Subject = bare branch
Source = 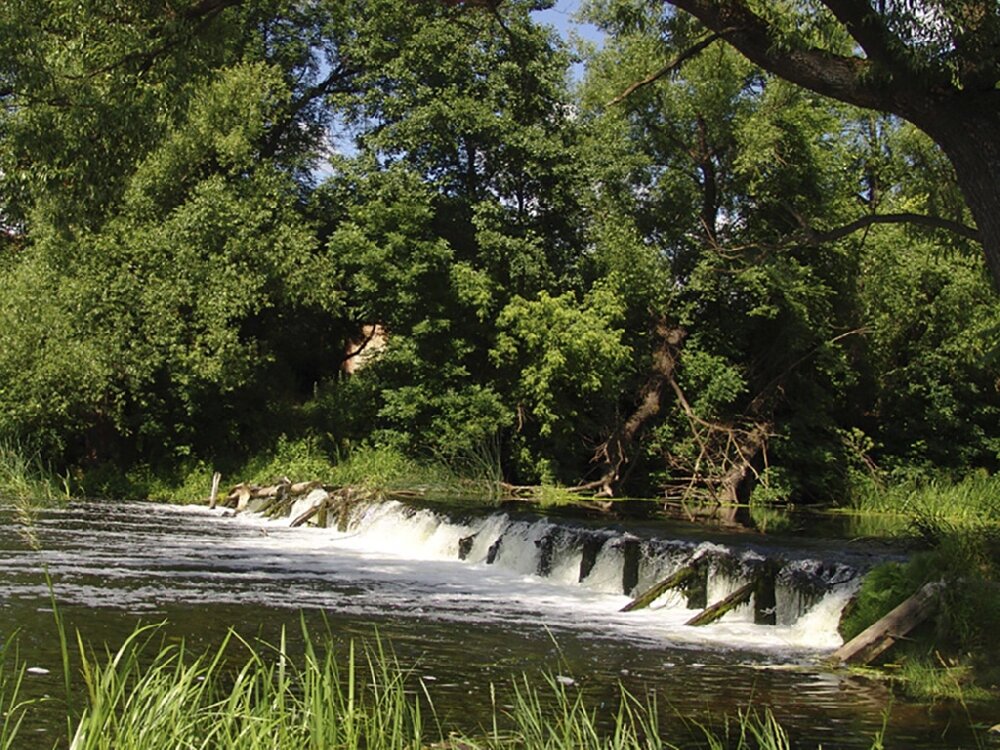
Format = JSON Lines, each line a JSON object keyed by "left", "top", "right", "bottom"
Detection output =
{"left": 608, "top": 32, "right": 724, "bottom": 106}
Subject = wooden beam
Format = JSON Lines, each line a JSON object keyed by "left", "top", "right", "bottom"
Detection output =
{"left": 621, "top": 562, "right": 701, "bottom": 612}
{"left": 685, "top": 579, "right": 756, "bottom": 626}
{"left": 830, "top": 581, "right": 943, "bottom": 665}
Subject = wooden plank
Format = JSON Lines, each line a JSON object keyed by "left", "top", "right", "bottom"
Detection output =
{"left": 685, "top": 579, "right": 756, "bottom": 626}
{"left": 621, "top": 563, "right": 700, "bottom": 612}
{"left": 208, "top": 472, "right": 222, "bottom": 509}
{"left": 831, "top": 581, "right": 943, "bottom": 665}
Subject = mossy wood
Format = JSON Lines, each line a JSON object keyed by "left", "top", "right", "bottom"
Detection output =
{"left": 685, "top": 579, "right": 756, "bottom": 626}
{"left": 831, "top": 581, "right": 943, "bottom": 665}
{"left": 621, "top": 562, "right": 701, "bottom": 612}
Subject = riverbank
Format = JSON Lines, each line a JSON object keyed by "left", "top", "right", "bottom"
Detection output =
{"left": 4, "top": 438, "right": 1000, "bottom": 707}
{"left": 0, "top": 616, "right": 908, "bottom": 750}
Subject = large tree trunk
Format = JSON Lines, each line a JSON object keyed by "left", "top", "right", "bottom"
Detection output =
{"left": 578, "top": 321, "right": 686, "bottom": 497}
{"left": 928, "top": 107, "right": 1000, "bottom": 290}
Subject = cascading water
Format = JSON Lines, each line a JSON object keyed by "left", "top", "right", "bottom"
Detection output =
{"left": 277, "top": 498, "right": 865, "bottom": 652}
{"left": 4, "top": 500, "right": 982, "bottom": 749}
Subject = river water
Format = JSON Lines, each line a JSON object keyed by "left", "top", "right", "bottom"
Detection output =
{"left": 0, "top": 500, "right": 992, "bottom": 748}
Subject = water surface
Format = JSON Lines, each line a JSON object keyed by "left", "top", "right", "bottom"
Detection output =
{"left": 0, "top": 501, "right": 990, "bottom": 748}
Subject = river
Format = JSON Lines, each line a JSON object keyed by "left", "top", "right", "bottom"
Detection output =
{"left": 0, "top": 500, "right": 991, "bottom": 748}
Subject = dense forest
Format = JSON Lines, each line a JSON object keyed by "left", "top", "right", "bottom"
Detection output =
{"left": 1, "top": 0, "right": 998, "bottom": 506}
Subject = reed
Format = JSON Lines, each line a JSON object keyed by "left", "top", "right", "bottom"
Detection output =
{"left": 0, "top": 439, "right": 67, "bottom": 505}
{"left": 0, "top": 619, "right": 918, "bottom": 750}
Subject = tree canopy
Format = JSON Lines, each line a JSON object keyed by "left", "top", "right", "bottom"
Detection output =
{"left": 0, "top": 0, "right": 997, "bottom": 505}
{"left": 656, "top": 0, "right": 1000, "bottom": 288}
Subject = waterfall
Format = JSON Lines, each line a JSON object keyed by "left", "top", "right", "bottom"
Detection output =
{"left": 268, "top": 498, "right": 864, "bottom": 645}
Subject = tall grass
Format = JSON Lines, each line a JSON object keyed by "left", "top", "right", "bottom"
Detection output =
{"left": 67, "top": 621, "right": 430, "bottom": 750}
{"left": 0, "top": 639, "right": 30, "bottom": 750}
{"left": 0, "top": 440, "right": 67, "bottom": 505}
{"left": 0, "top": 618, "right": 901, "bottom": 750}
{"left": 846, "top": 471, "right": 1000, "bottom": 528}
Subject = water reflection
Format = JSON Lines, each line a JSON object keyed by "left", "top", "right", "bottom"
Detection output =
{"left": 0, "top": 501, "right": 990, "bottom": 749}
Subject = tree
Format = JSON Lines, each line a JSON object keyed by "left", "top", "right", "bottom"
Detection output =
{"left": 655, "top": 0, "right": 1000, "bottom": 288}
{"left": 0, "top": 1, "right": 354, "bottom": 463}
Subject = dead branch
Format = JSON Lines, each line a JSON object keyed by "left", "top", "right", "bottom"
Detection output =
{"left": 608, "top": 32, "right": 726, "bottom": 106}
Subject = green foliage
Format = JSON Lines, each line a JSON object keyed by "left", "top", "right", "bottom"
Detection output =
{"left": 492, "top": 285, "right": 631, "bottom": 479}
{"left": 839, "top": 562, "right": 914, "bottom": 643}
{"left": 0, "top": 619, "right": 897, "bottom": 750}
{"left": 0, "top": 0, "right": 998, "bottom": 505}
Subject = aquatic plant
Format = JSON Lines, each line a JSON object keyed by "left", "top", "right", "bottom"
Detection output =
{"left": 0, "top": 622, "right": 894, "bottom": 750}
{"left": 0, "top": 439, "right": 67, "bottom": 505}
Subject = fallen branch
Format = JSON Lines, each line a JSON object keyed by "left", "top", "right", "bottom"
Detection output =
{"left": 830, "top": 581, "right": 943, "bottom": 665}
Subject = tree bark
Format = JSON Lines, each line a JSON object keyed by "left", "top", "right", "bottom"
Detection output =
{"left": 928, "top": 107, "right": 1000, "bottom": 289}
{"left": 660, "top": 0, "right": 1000, "bottom": 290}
{"left": 579, "top": 321, "right": 686, "bottom": 496}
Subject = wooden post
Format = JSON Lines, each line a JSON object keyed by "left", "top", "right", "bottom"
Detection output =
{"left": 621, "top": 562, "right": 701, "bottom": 612}
{"left": 208, "top": 472, "right": 221, "bottom": 509}
{"left": 685, "top": 579, "right": 756, "bottom": 626}
{"left": 830, "top": 581, "right": 943, "bottom": 665}
{"left": 618, "top": 538, "right": 641, "bottom": 596}
{"left": 578, "top": 537, "right": 605, "bottom": 583}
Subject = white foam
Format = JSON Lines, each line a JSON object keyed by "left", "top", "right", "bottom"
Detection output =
{"left": 8, "top": 501, "right": 857, "bottom": 656}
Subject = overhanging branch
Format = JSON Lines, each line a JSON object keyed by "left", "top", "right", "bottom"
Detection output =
{"left": 801, "top": 212, "right": 981, "bottom": 245}
{"left": 664, "top": 0, "right": 900, "bottom": 113}
{"left": 608, "top": 32, "right": 725, "bottom": 106}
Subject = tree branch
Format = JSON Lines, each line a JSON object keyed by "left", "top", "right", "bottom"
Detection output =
{"left": 800, "top": 211, "right": 981, "bottom": 245}
{"left": 820, "top": 0, "right": 905, "bottom": 68}
{"left": 664, "top": 0, "right": 907, "bottom": 113}
{"left": 608, "top": 32, "right": 724, "bottom": 106}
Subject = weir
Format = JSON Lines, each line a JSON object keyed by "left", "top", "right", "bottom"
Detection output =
{"left": 277, "top": 496, "right": 868, "bottom": 635}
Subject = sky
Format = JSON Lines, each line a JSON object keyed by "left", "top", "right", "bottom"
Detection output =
{"left": 531, "top": 0, "right": 606, "bottom": 79}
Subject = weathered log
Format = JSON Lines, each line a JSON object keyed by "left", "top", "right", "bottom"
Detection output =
{"left": 685, "top": 579, "right": 756, "bottom": 626}
{"left": 830, "top": 581, "right": 943, "bottom": 665}
{"left": 290, "top": 480, "right": 321, "bottom": 496}
{"left": 290, "top": 500, "right": 325, "bottom": 528}
{"left": 255, "top": 478, "right": 292, "bottom": 499}
{"left": 621, "top": 562, "right": 701, "bottom": 612}
{"left": 228, "top": 483, "right": 255, "bottom": 511}
{"left": 208, "top": 472, "right": 222, "bottom": 509}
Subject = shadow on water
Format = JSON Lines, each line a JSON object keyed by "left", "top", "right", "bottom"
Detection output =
{"left": 0, "top": 500, "right": 994, "bottom": 749}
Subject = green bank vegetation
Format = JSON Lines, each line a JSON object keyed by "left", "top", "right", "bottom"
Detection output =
{"left": 833, "top": 474, "right": 1000, "bottom": 702}
{"left": 0, "top": 621, "right": 902, "bottom": 750}
{"left": 2, "top": 0, "right": 1000, "bottom": 714}
{"left": 1, "top": 0, "right": 998, "bottom": 507}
